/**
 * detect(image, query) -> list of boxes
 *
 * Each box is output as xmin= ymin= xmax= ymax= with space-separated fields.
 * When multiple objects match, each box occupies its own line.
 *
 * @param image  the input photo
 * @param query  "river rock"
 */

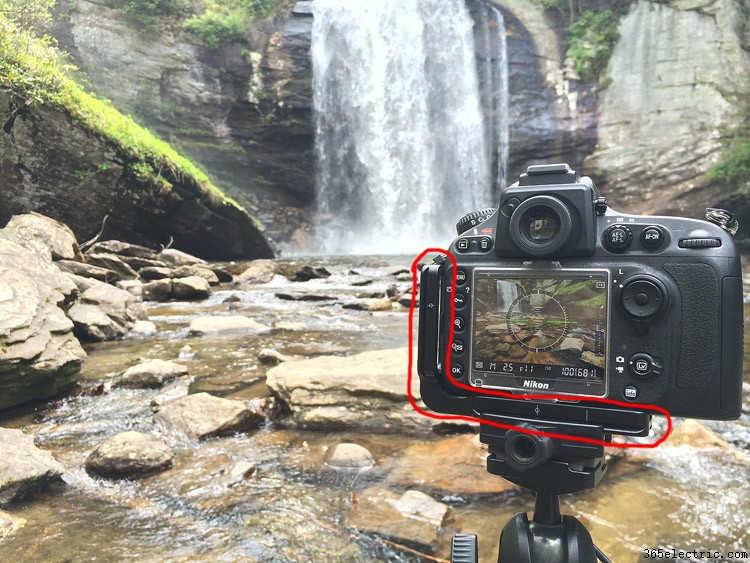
xmin=56 ymin=259 xmax=121 ymax=283
xmin=274 ymin=292 xmax=337 ymax=302
xmin=151 ymin=378 xmax=192 ymax=411
xmin=211 ymin=267 xmax=233 ymax=283
xmin=225 ymin=461 xmax=257 ymax=484
xmin=64 ymin=272 xmax=101 ymax=293
xmin=88 ymin=240 xmax=158 ymax=259
xmin=117 ymin=255 xmax=167 ymax=271
xmin=0 ymin=428 xmax=64 ymax=505
xmin=237 ymin=259 xmax=279 ymax=284
xmin=398 ymin=293 xmax=415 ymax=308
xmin=0 ymin=234 xmax=85 ymax=409
xmin=85 ymin=253 xmax=139 ymax=280
xmin=188 ymin=316 xmax=269 ymax=335
xmin=112 ymin=359 xmax=188 ymax=389
xmin=172 ymin=276 xmax=211 ymax=300
xmin=258 ymin=348 xmax=292 ymax=366
xmin=266 ymin=348 xmax=431 ymax=430
xmin=159 ymin=248 xmax=205 ymax=268
xmin=116 ymin=279 xmax=143 ymax=297
xmin=284 ymin=265 xmax=331 ymax=282
xmin=142 ymin=279 xmax=172 ymax=301
xmin=325 ymin=443 xmax=374 ymax=469
xmin=85 ymin=431 xmax=174 ymax=478
xmin=347 ymin=488 xmax=451 ymax=553
xmin=154 ymin=392 xmax=264 ymax=440
xmin=171 ymin=265 xmax=220 ymax=285
xmin=67 ymin=283 xmax=147 ymax=341
xmin=128 ymin=320 xmax=157 ymax=336
xmin=139 ymin=266 xmax=173 ymax=280
xmin=0 ymin=510 xmax=26 ymax=538
xmin=342 ymin=298 xmax=393 ymax=312
xmin=4 ymin=213 xmax=84 ymax=261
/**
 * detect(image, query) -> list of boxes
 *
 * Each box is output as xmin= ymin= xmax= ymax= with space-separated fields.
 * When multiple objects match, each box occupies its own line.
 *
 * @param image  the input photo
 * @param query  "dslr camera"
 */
xmin=418 ymin=164 xmax=744 ymax=434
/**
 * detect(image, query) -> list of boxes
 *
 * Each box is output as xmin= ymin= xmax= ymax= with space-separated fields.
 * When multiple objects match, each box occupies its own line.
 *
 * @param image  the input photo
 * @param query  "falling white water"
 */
xmin=312 ymin=0 xmax=494 ymax=254
xmin=489 ymin=5 xmax=510 ymax=193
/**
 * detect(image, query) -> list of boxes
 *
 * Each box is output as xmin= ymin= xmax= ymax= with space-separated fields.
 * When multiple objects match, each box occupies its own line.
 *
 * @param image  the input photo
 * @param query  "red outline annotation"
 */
xmin=406 ymin=248 xmax=673 ymax=449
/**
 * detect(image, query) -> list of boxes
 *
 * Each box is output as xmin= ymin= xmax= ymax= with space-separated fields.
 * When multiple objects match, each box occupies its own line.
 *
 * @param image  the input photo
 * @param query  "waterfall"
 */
xmin=311 ymin=0 xmax=510 ymax=254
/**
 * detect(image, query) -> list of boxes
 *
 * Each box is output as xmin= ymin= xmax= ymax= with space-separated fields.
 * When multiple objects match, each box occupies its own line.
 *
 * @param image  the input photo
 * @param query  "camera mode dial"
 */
xmin=456 ymin=208 xmax=497 ymax=235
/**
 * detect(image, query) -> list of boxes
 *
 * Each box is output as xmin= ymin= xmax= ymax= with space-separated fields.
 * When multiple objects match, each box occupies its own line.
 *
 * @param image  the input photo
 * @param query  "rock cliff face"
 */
xmin=52 ymin=0 xmax=315 ymax=245
xmin=0 ymin=90 xmax=272 ymax=260
xmin=586 ymin=0 xmax=750 ymax=217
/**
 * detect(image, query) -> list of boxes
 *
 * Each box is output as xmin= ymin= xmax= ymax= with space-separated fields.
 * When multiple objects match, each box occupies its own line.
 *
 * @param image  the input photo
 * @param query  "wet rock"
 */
xmin=116 ymin=279 xmax=143 ymax=297
xmin=139 ymin=266 xmax=173 ymax=280
xmin=85 ymin=253 xmax=139 ymax=280
xmin=667 ymin=419 xmax=740 ymax=453
xmin=236 ymin=259 xmax=279 ymax=284
xmin=342 ymin=298 xmax=393 ymax=312
xmin=351 ymin=278 xmax=374 ymax=286
xmin=142 ymin=279 xmax=172 ymax=301
xmin=4 ymin=213 xmax=84 ymax=261
xmin=129 ymin=320 xmax=157 ymax=336
xmin=171 ymin=265 xmax=220 ymax=285
xmin=285 ymin=265 xmax=331 ymax=282
xmin=223 ymin=461 xmax=257 ymax=486
xmin=395 ymin=273 xmax=412 ymax=282
xmin=274 ymin=292 xmax=337 ymax=302
xmin=385 ymin=285 xmax=399 ymax=298
xmin=258 ymin=348 xmax=292 ymax=366
xmin=325 ymin=443 xmax=374 ymax=469
xmin=88 ymin=240 xmax=158 ymax=260
xmin=67 ymin=283 xmax=146 ymax=341
xmin=398 ymin=294 xmax=415 ymax=308
xmin=178 ymin=345 xmax=195 ymax=359
xmin=64 ymin=272 xmax=102 ymax=293
xmin=159 ymin=248 xmax=205 ymax=268
xmin=57 ymin=259 xmax=121 ymax=282
xmin=85 ymin=431 xmax=174 ymax=478
xmin=151 ymin=378 xmax=192 ymax=411
xmin=117 ymin=255 xmax=167 ymax=271
xmin=347 ymin=488 xmax=451 ymax=553
xmin=188 ymin=315 xmax=269 ymax=336
xmin=154 ymin=392 xmax=264 ymax=440
xmin=172 ymin=276 xmax=211 ymax=300
xmin=0 ymin=428 xmax=64 ymax=505
xmin=112 ymin=359 xmax=188 ymax=389
xmin=266 ymin=348 xmax=431 ymax=430
xmin=387 ymin=434 xmax=515 ymax=496
xmin=0 ymin=234 xmax=85 ymax=409
xmin=0 ymin=510 xmax=26 ymax=538
xmin=222 ymin=295 xmax=242 ymax=304
xmin=387 ymin=267 xmax=410 ymax=277
xmin=356 ymin=291 xmax=384 ymax=299
xmin=211 ymin=267 xmax=233 ymax=283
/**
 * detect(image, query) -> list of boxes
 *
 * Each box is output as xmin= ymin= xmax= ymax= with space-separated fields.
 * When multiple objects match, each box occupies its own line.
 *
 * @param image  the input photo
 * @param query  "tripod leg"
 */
xmin=451 ymin=534 xmax=478 ymax=563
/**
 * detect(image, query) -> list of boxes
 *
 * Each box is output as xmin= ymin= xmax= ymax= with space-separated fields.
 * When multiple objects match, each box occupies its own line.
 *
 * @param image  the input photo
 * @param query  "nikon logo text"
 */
xmin=523 ymin=380 xmax=550 ymax=390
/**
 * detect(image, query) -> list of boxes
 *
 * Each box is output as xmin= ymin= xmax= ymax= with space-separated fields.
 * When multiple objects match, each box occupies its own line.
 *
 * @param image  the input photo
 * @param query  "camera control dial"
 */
xmin=620 ymin=277 xmax=667 ymax=319
xmin=456 ymin=208 xmax=497 ymax=235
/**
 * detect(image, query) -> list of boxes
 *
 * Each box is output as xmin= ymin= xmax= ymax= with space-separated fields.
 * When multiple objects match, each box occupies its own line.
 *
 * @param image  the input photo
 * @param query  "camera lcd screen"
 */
xmin=470 ymin=269 xmax=609 ymax=397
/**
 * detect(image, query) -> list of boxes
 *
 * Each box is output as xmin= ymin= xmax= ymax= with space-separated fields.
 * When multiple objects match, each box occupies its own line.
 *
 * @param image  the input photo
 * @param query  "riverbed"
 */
xmin=1 ymin=256 xmax=748 ymax=562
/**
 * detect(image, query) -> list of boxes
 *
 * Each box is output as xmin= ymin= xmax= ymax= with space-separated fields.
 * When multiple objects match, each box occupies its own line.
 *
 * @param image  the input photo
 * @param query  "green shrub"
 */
xmin=184 ymin=8 xmax=245 ymax=48
xmin=707 ymin=137 xmax=750 ymax=193
xmin=102 ymin=0 xmax=190 ymax=33
xmin=566 ymin=10 xmax=620 ymax=82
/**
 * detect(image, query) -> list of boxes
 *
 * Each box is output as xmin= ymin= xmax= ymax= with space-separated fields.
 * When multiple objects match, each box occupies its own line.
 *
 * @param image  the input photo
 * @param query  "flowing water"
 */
xmin=312 ymin=0 xmax=500 ymax=254
xmin=0 ymin=256 xmax=748 ymax=562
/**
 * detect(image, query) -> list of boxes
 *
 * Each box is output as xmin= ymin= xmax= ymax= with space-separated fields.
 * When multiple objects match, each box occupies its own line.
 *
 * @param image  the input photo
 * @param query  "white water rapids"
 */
xmin=312 ymin=0 xmax=508 ymax=254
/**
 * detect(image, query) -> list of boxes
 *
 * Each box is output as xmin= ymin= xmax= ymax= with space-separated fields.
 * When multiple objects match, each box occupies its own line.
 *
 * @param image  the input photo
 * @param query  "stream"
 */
xmin=1 ymin=256 xmax=748 ymax=562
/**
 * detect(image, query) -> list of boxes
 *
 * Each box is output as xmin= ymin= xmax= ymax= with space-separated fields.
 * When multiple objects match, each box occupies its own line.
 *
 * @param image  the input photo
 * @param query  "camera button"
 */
xmin=628 ymin=353 xmax=661 ymax=378
xmin=449 ymin=363 xmax=464 ymax=378
xmin=451 ymin=340 xmax=465 ymax=355
xmin=624 ymin=385 xmax=639 ymax=400
xmin=453 ymin=293 xmax=466 ymax=308
xmin=453 ymin=317 xmax=466 ymax=331
xmin=455 ymin=269 xmax=468 ymax=286
xmin=456 ymin=238 xmax=470 ymax=252
xmin=603 ymin=225 xmax=633 ymax=252
xmin=479 ymin=237 xmax=492 ymax=252
xmin=640 ymin=226 xmax=665 ymax=249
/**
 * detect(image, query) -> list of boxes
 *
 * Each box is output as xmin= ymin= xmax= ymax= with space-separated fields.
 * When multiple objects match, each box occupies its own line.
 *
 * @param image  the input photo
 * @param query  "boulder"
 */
xmin=266 ymin=348 xmax=431 ymax=430
xmin=64 ymin=272 xmax=102 ymax=294
xmin=211 ymin=267 xmax=233 ymax=283
xmin=67 ymin=283 xmax=147 ymax=341
xmin=87 ymin=240 xmax=158 ymax=259
xmin=85 ymin=253 xmax=138 ymax=280
xmin=325 ymin=443 xmax=374 ymax=469
xmin=142 ymin=279 xmax=173 ymax=301
xmin=139 ymin=266 xmax=173 ymax=280
xmin=117 ymin=255 xmax=167 ymax=271
xmin=4 ymin=213 xmax=83 ymax=261
xmin=284 ymin=265 xmax=331 ymax=282
xmin=0 ymin=234 xmax=85 ymax=409
xmin=159 ymin=248 xmax=205 ymax=268
xmin=188 ymin=316 xmax=269 ymax=336
xmin=128 ymin=320 xmax=157 ymax=336
xmin=85 ymin=431 xmax=174 ymax=478
xmin=111 ymin=359 xmax=188 ymax=389
xmin=236 ymin=259 xmax=279 ymax=284
xmin=150 ymin=378 xmax=192 ymax=411
xmin=398 ymin=294 xmax=415 ymax=308
xmin=56 ymin=259 xmax=121 ymax=283
xmin=154 ymin=392 xmax=264 ymax=440
xmin=347 ymin=489 xmax=452 ymax=553
xmin=342 ymin=298 xmax=394 ymax=312
xmin=274 ymin=292 xmax=337 ymax=302
xmin=116 ymin=279 xmax=143 ymax=298
xmin=171 ymin=266 xmax=219 ymax=286
xmin=0 ymin=428 xmax=64 ymax=505
xmin=224 ymin=461 xmax=256 ymax=485
xmin=258 ymin=348 xmax=292 ymax=366
xmin=172 ymin=276 xmax=211 ymax=300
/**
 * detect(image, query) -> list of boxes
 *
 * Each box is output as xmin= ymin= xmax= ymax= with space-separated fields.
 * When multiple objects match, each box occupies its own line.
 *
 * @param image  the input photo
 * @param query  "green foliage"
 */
xmin=101 ymin=0 xmax=190 ymax=33
xmin=707 ymin=137 xmax=750 ymax=193
xmin=0 ymin=3 xmax=244 ymax=212
xmin=566 ymin=10 xmax=620 ymax=82
xmin=535 ymin=0 xmax=630 ymax=25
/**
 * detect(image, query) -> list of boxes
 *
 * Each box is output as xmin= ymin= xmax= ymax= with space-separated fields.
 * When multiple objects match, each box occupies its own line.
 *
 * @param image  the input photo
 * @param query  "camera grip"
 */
xmin=417 ymin=264 xmax=443 ymax=378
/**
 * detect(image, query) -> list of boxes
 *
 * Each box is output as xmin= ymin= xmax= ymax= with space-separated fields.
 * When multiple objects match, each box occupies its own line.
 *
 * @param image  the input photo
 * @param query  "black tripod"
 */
xmin=450 ymin=412 xmax=651 ymax=563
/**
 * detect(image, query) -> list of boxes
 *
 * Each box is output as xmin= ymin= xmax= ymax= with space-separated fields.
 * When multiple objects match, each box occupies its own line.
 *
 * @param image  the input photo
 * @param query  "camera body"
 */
xmin=418 ymin=164 xmax=743 ymax=430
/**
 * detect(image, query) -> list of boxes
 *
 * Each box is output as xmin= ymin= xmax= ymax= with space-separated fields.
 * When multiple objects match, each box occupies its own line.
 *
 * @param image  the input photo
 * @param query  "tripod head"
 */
xmin=450 ymin=410 xmax=651 ymax=563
